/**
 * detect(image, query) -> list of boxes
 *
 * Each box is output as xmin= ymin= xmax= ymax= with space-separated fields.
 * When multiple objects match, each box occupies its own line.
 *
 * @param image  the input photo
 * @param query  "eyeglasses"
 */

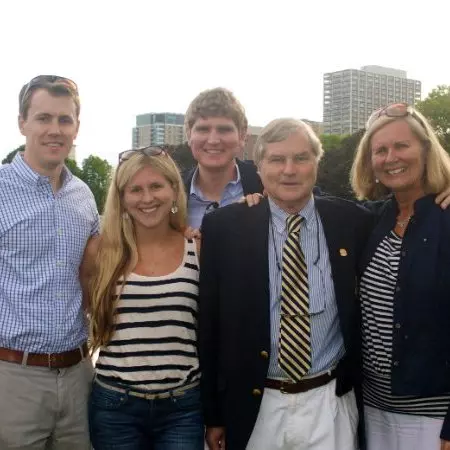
xmin=366 ymin=103 xmax=426 ymax=131
xmin=118 ymin=146 xmax=168 ymax=165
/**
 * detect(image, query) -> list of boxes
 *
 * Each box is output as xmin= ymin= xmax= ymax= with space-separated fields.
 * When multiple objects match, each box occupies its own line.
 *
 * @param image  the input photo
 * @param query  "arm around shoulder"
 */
xmin=80 ymin=235 xmax=101 ymax=313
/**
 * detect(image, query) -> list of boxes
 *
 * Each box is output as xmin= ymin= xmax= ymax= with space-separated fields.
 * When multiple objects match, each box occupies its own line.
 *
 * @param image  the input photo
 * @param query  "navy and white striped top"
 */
xmin=96 ymin=238 xmax=200 ymax=393
xmin=361 ymin=230 xmax=450 ymax=417
xmin=267 ymin=196 xmax=344 ymax=379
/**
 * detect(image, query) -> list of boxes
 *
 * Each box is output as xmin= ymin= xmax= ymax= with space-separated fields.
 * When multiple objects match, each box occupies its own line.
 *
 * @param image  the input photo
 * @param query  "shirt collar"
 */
xmin=269 ymin=194 xmax=315 ymax=234
xmin=189 ymin=162 xmax=241 ymax=198
xmin=11 ymin=152 xmax=73 ymax=188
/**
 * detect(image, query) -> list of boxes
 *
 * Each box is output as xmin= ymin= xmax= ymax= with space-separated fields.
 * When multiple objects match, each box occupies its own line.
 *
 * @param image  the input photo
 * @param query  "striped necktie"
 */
xmin=278 ymin=214 xmax=312 ymax=381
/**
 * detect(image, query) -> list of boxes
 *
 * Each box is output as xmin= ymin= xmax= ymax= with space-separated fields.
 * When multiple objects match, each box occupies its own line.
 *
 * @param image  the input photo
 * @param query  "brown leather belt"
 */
xmin=265 ymin=369 xmax=337 ymax=394
xmin=0 ymin=343 xmax=88 ymax=369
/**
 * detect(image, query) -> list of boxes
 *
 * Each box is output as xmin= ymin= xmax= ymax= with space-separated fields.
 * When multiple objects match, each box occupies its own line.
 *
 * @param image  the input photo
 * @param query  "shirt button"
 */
xmin=396 ymin=286 xmax=401 ymax=292
xmin=260 ymin=351 xmax=269 ymax=359
xmin=56 ymin=261 xmax=63 ymax=267
xmin=252 ymin=388 xmax=262 ymax=396
xmin=401 ymin=250 xmax=406 ymax=257
xmin=56 ymin=292 xmax=62 ymax=298
xmin=393 ymin=361 xmax=399 ymax=367
xmin=395 ymin=323 xmax=401 ymax=329
xmin=57 ymin=228 xmax=63 ymax=236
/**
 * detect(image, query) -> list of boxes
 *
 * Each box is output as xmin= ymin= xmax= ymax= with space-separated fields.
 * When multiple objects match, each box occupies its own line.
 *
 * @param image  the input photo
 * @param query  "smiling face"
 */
xmin=122 ymin=165 xmax=177 ymax=232
xmin=258 ymin=131 xmax=318 ymax=214
xmin=18 ymin=88 xmax=79 ymax=172
xmin=187 ymin=116 xmax=246 ymax=172
xmin=370 ymin=119 xmax=426 ymax=196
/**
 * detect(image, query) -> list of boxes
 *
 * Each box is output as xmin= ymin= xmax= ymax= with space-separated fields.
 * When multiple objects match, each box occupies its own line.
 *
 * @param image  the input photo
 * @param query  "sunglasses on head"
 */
xmin=118 ymin=146 xmax=168 ymax=165
xmin=366 ymin=103 xmax=426 ymax=131
xmin=20 ymin=75 xmax=78 ymax=100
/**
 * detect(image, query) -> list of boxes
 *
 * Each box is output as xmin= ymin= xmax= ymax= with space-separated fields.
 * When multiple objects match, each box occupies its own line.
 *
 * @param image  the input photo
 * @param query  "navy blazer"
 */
xmin=361 ymin=194 xmax=450 ymax=440
xmin=199 ymin=195 xmax=373 ymax=450
xmin=182 ymin=159 xmax=263 ymax=199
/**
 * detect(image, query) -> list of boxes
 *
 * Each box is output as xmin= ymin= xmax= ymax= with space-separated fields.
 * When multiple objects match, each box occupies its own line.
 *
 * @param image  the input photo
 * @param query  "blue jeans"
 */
xmin=89 ymin=379 xmax=204 ymax=450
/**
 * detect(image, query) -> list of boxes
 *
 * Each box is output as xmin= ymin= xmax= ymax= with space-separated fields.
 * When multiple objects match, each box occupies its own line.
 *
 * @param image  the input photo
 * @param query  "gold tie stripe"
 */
xmin=278 ymin=214 xmax=312 ymax=381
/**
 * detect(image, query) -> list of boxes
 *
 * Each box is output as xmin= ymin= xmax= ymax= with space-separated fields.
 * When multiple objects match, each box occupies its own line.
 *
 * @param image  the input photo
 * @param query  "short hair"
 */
xmin=19 ymin=75 xmax=80 ymax=120
xmin=184 ymin=87 xmax=248 ymax=135
xmin=253 ymin=118 xmax=324 ymax=166
xmin=351 ymin=107 xmax=450 ymax=200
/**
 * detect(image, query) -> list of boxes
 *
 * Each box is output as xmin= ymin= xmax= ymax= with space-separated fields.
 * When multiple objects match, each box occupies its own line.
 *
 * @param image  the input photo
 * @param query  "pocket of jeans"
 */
xmin=173 ymin=385 xmax=202 ymax=411
xmin=90 ymin=381 xmax=129 ymax=410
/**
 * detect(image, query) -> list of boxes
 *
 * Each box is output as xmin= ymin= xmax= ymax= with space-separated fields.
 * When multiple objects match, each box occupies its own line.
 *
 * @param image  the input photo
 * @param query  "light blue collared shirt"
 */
xmin=0 ymin=154 xmax=99 ymax=352
xmin=267 ymin=196 xmax=345 ymax=379
xmin=187 ymin=164 xmax=244 ymax=229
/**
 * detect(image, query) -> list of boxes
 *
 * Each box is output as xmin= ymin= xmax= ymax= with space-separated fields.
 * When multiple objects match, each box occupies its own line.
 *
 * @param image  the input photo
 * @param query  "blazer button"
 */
xmin=260 ymin=350 xmax=269 ymax=359
xmin=252 ymin=388 xmax=262 ymax=396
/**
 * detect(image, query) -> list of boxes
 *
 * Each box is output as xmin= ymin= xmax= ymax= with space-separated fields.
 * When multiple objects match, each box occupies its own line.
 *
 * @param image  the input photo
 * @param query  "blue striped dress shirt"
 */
xmin=187 ymin=164 xmax=244 ymax=229
xmin=267 ymin=196 xmax=345 ymax=379
xmin=0 ymin=154 xmax=99 ymax=353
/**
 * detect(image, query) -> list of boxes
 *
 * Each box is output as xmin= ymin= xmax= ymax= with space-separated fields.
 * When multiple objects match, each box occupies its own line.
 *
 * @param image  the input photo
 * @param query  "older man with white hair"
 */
xmin=198 ymin=118 xmax=373 ymax=450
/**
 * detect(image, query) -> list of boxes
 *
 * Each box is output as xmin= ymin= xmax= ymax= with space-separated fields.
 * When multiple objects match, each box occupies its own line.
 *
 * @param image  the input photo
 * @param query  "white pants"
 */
xmin=364 ymin=405 xmax=444 ymax=450
xmin=246 ymin=379 xmax=359 ymax=450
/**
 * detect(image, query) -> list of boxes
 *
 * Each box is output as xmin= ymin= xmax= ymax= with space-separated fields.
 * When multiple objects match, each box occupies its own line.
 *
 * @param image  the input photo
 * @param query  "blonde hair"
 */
xmin=89 ymin=152 xmax=187 ymax=351
xmin=351 ymin=108 xmax=450 ymax=200
xmin=184 ymin=87 xmax=248 ymax=136
xmin=254 ymin=118 xmax=324 ymax=165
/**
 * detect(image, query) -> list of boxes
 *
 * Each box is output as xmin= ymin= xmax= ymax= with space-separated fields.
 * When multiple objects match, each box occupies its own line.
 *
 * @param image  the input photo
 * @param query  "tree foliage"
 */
xmin=80 ymin=155 xmax=112 ymax=214
xmin=416 ymin=85 xmax=450 ymax=152
xmin=1 ymin=145 xmax=24 ymax=164
xmin=169 ymin=142 xmax=196 ymax=172
xmin=317 ymin=130 xmax=365 ymax=200
xmin=320 ymin=134 xmax=348 ymax=152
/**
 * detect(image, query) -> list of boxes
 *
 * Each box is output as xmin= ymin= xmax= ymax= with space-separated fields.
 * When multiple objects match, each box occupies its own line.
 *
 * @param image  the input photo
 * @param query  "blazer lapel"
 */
xmin=315 ymin=197 xmax=356 ymax=326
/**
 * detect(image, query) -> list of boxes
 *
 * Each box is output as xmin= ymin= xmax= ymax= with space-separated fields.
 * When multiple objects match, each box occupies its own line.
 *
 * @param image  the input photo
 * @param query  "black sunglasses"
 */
xmin=118 ymin=146 xmax=168 ymax=165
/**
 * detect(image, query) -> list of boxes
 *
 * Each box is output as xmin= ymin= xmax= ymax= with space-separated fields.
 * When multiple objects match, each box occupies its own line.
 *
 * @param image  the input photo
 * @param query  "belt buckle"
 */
xmin=48 ymin=353 xmax=57 ymax=369
xmin=280 ymin=380 xmax=293 ymax=394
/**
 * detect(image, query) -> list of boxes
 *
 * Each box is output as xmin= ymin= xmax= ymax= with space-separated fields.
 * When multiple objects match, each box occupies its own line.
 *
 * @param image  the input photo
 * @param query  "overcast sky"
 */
xmin=1 ymin=0 xmax=448 ymax=166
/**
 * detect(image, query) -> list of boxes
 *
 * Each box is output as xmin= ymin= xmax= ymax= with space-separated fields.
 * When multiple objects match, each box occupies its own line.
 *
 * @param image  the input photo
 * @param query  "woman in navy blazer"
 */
xmin=351 ymin=104 xmax=450 ymax=450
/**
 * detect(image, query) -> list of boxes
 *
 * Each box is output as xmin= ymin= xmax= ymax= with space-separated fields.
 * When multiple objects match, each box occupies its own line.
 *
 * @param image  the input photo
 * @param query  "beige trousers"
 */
xmin=0 ymin=357 xmax=94 ymax=449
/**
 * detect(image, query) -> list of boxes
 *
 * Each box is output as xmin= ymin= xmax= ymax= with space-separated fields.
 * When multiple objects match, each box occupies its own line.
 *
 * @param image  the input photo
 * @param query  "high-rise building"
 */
xmin=132 ymin=113 xmax=185 ymax=148
xmin=323 ymin=66 xmax=421 ymax=135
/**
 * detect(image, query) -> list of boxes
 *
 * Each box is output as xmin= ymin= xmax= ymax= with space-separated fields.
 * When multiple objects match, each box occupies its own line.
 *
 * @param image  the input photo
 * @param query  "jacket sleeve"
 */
xmin=198 ymin=213 xmax=224 ymax=427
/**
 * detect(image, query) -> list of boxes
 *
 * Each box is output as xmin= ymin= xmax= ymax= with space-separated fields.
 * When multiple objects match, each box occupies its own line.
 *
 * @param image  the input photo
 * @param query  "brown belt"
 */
xmin=265 ymin=369 xmax=337 ymax=394
xmin=0 ymin=343 xmax=88 ymax=369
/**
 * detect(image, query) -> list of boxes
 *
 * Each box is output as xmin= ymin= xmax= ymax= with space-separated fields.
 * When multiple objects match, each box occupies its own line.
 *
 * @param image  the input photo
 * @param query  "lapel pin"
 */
xmin=339 ymin=248 xmax=348 ymax=256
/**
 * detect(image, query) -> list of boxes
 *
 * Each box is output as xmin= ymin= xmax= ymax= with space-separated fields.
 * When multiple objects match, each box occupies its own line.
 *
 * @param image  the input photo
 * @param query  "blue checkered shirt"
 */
xmin=0 ymin=154 xmax=99 ymax=352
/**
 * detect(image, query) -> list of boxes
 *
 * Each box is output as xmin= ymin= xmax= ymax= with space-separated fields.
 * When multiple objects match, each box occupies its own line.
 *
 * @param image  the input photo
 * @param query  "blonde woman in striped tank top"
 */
xmin=82 ymin=147 xmax=203 ymax=450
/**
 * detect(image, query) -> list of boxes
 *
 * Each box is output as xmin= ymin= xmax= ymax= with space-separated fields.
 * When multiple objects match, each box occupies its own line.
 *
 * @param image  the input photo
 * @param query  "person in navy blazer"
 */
xmin=198 ymin=118 xmax=373 ymax=450
xmin=181 ymin=87 xmax=263 ymax=228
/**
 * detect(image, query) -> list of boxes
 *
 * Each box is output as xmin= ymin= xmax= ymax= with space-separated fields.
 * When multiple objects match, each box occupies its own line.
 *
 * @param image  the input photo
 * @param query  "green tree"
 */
xmin=320 ymin=134 xmax=348 ymax=152
xmin=317 ymin=130 xmax=365 ymax=200
xmin=170 ymin=142 xmax=196 ymax=172
xmin=80 ymin=155 xmax=112 ymax=214
xmin=65 ymin=158 xmax=83 ymax=178
xmin=416 ymin=85 xmax=450 ymax=152
xmin=2 ymin=145 xmax=24 ymax=164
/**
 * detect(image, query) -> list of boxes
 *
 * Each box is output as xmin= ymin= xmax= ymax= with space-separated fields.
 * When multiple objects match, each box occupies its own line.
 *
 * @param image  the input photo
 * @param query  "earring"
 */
xmin=375 ymin=179 xmax=379 ymax=184
xmin=170 ymin=202 xmax=178 ymax=214
xmin=123 ymin=211 xmax=130 ymax=220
